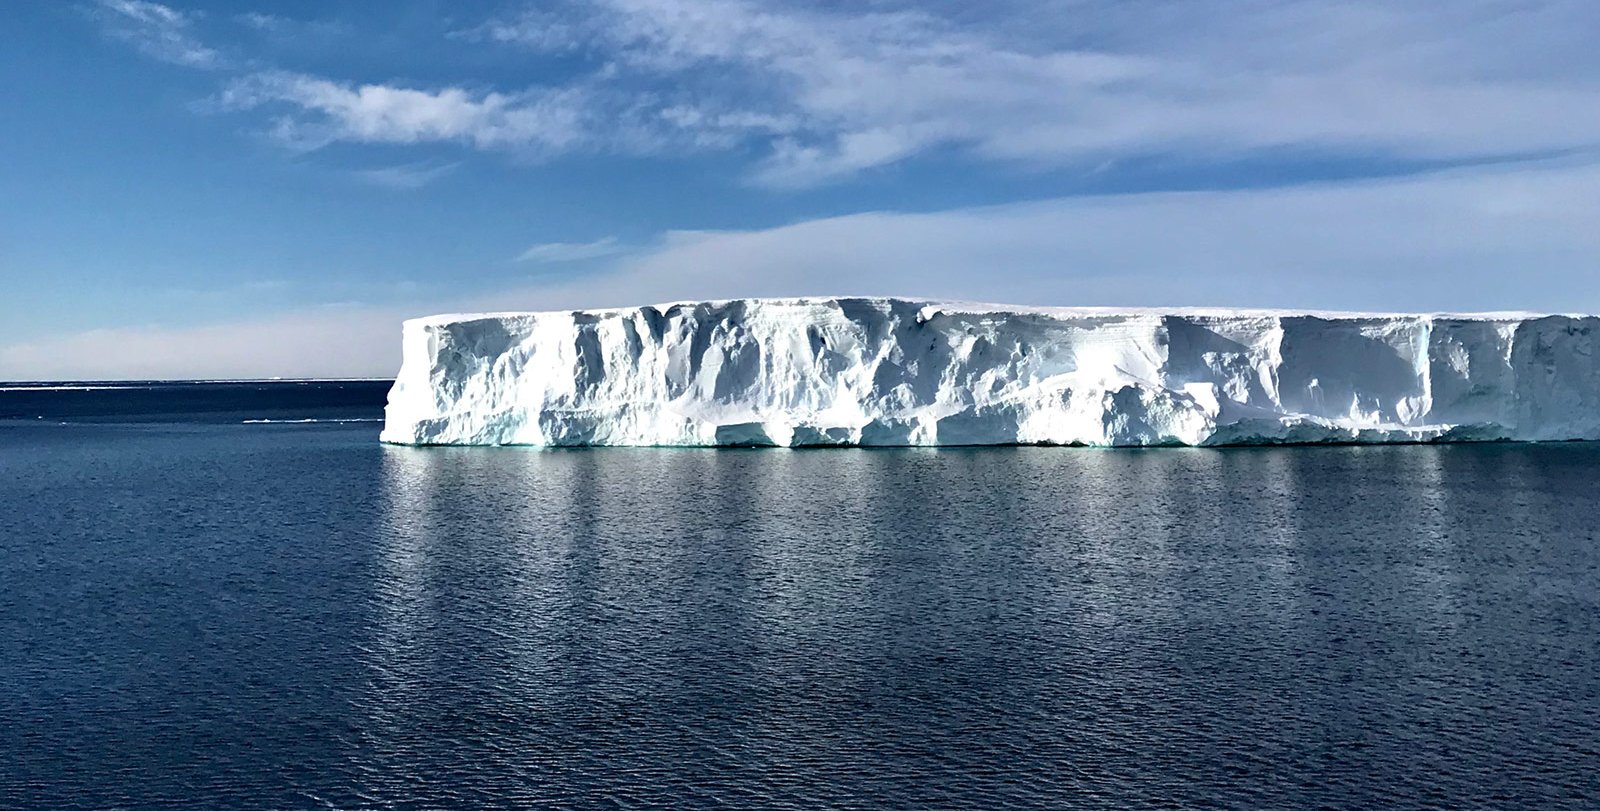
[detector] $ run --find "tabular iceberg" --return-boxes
[380,297,1600,447]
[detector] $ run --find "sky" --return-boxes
[2,0,1598,379]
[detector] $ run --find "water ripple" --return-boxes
[1,428,1598,808]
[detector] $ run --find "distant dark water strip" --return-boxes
[0,380,392,424]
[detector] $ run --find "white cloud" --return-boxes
[90,0,221,68]
[353,161,459,189]
[109,0,1596,186]
[462,0,1600,185]
[7,158,1596,379]
[218,71,589,152]
[451,8,580,51]
[234,11,347,37]
[515,236,629,263]
[235,11,293,33]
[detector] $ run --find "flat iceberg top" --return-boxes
[383,297,1600,447]
[406,296,1574,329]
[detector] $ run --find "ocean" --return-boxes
[2,381,1597,809]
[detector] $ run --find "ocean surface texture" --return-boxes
[2,382,1598,809]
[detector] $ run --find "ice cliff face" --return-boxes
[380,298,1600,447]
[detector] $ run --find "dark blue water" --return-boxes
[0,380,391,424]
[2,383,1598,809]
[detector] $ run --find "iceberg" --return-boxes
[380,298,1600,447]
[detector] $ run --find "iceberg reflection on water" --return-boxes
[352,441,1600,807]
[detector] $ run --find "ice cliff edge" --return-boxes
[380,297,1600,447]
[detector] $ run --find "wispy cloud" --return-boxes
[515,236,629,263]
[352,161,459,190]
[88,0,222,68]
[95,0,1600,187]
[450,8,579,51]
[218,71,589,153]
[234,11,348,37]
[8,158,1597,379]
[235,11,286,32]
[433,0,1600,185]
[604,0,1593,185]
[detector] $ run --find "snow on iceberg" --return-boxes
[379,298,1600,447]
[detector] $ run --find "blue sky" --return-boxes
[2,0,1598,378]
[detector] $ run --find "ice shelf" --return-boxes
[380,298,1600,447]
